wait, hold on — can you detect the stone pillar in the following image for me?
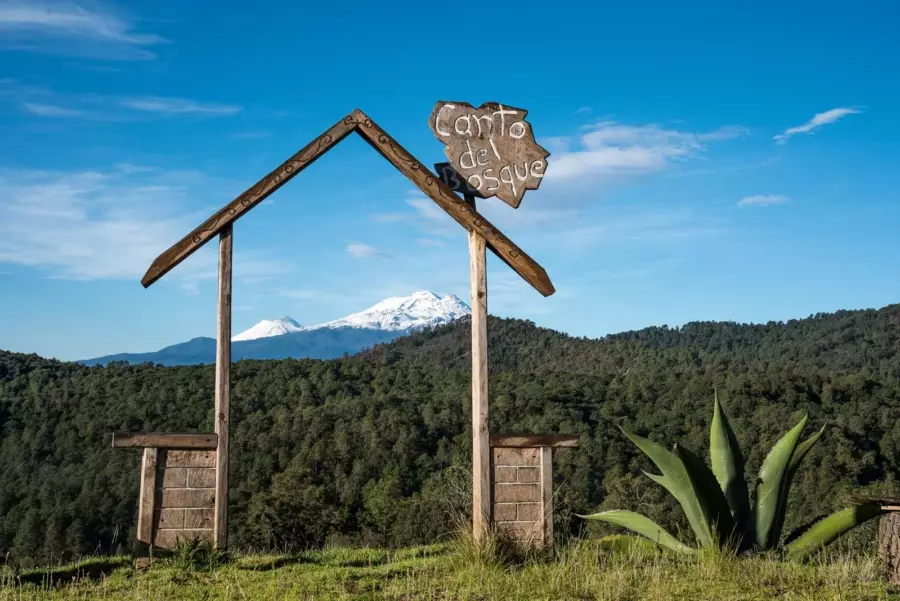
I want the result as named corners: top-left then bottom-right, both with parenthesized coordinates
top-left (490, 434), bottom-right (578, 548)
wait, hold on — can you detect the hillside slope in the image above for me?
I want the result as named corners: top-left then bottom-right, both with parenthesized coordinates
top-left (1, 304), bottom-right (899, 565)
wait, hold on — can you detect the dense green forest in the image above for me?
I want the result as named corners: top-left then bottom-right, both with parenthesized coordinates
top-left (1, 305), bottom-right (900, 565)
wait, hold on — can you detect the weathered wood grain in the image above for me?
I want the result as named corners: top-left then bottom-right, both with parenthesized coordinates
top-left (490, 434), bottom-right (580, 448)
top-left (111, 433), bottom-right (218, 449)
top-left (541, 446), bottom-right (553, 547)
top-left (468, 198), bottom-right (491, 541)
top-left (137, 448), bottom-right (158, 544)
top-left (214, 225), bottom-right (232, 550)
top-left (141, 114), bottom-right (358, 288)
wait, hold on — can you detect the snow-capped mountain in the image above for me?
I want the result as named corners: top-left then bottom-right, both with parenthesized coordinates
top-left (82, 291), bottom-right (470, 366)
top-left (233, 317), bottom-right (302, 341)
top-left (308, 290), bottom-right (470, 332)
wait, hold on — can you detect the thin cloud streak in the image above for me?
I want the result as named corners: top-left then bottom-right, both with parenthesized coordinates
top-left (738, 194), bottom-right (790, 207)
top-left (118, 96), bottom-right (241, 116)
top-left (346, 243), bottom-right (393, 260)
top-left (0, 1), bottom-right (168, 60)
top-left (773, 108), bottom-right (861, 144)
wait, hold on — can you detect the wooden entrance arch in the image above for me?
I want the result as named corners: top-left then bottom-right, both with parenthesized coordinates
top-left (120, 108), bottom-right (555, 552)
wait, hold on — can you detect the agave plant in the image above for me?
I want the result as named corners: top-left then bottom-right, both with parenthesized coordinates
top-left (580, 392), bottom-right (900, 559)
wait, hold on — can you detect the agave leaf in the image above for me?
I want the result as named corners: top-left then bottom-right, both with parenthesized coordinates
top-left (769, 425), bottom-right (826, 549)
top-left (785, 503), bottom-right (887, 560)
top-left (578, 510), bottom-right (695, 554)
top-left (709, 391), bottom-right (749, 532)
top-left (675, 443), bottom-right (737, 548)
top-left (753, 415), bottom-right (808, 549)
top-left (597, 534), bottom-right (665, 555)
top-left (621, 428), bottom-right (713, 547)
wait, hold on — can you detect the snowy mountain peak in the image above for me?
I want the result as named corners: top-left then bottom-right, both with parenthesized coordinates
top-left (306, 290), bottom-right (470, 332)
top-left (232, 316), bottom-right (302, 342)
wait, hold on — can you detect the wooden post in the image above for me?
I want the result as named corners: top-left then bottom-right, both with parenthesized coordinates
top-left (135, 447), bottom-right (158, 568)
top-left (137, 447), bottom-right (158, 545)
top-left (214, 224), bottom-right (232, 549)
top-left (540, 446), bottom-right (553, 547)
top-left (466, 194), bottom-right (491, 540)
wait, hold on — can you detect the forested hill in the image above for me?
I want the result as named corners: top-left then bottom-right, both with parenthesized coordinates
top-left (363, 304), bottom-right (900, 375)
top-left (1, 304), bottom-right (900, 566)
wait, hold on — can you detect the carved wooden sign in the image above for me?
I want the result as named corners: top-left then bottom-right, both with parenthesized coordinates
top-left (429, 101), bottom-right (550, 208)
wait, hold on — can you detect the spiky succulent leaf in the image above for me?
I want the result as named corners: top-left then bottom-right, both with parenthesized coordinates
top-left (709, 391), bottom-right (750, 532)
top-left (621, 428), bottom-right (713, 547)
top-left (785, 503), bottom-right (887, 560)
top-left (578, 510), bottom-right (695, 554)
top-left (769, 425), bottom-right (826, 549)
top-left (675, 443), bottom-right (737, 548)
top-left (597, 534), bottom-right (667, 555)
top-left (753, 414), bottom-right (808, 549)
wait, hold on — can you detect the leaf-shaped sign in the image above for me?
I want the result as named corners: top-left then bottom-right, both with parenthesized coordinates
top-left (429, 101), bottom-right (550, 209)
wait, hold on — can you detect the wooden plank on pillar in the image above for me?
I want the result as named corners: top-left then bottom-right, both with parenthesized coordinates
top-left (214, 224), bottom-right (232, 550)
top-left (468, 195), bottom-right (491, 540)
top-left (540, 446), bottom-right (553, 547)
top-left (490, 434), bottom-right (579, 448)
top-left (137, 447), bottom-right (158, 544)
top-left (112, 432), bottom-right (217, 449)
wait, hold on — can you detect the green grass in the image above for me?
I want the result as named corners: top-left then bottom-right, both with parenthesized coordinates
top-left (1, 541), bottom-right (898, 600)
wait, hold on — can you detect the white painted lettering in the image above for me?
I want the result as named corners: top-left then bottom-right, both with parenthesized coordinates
top-left (509, 121), bottom-right (526, 139)
top-left (492, 104), bottom-right (518, 137)
top-left (474, 114), bottom-right (494, 137)
top-left (455, 115), bottom-right (473, 136)
top-left (476, 148), bottom-right (489, 166)
top-left (529, 159), bottom-right (546, 178)
top-left (499, 165), bottom-right (516, 196)
top-left (459, 140), bottom-right (477, 169)
top-left (514, 161), bottom-right (529, 181)
top-left (467, 174), bottom-right (483, 190)
top-left (435, 103), bottom-right (455, 137)
top-left (484, 169), bottom-right (500, 191)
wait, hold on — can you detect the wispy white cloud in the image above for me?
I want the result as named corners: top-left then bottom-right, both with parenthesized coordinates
top-left (773, 108), bottom-right (860, 144)
top-left (575, 106), bottom-right (592, 115)
top-left (0, 1), bottom-right (168, 60)
top-left (546, 121), bottom-right (748, 181)
top-left (22, 101), bottom-right (88, 117)
top-left (542, 208), bottom-right (725, 252)
top-left (0, 166), bottom-right (288, 289)
top-left (4, 80), bottom-right (242, 120)
top-left (118, 96), bottom-right (241, 116)
top-left (737, 194), bottom-right (790, 207)
top-left (346, 243), bottom-right (392, 260)
top-left (417, 237), bottom-right (448, 247)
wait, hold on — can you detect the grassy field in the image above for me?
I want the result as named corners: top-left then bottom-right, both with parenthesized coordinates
top-left (1, 541), bottom-right (898, 600)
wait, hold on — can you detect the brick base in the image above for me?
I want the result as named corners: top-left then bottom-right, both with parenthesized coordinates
top-left (153, 449), bottom-right (215, 548)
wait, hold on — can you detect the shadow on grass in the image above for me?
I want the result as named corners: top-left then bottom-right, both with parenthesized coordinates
top-left (237, 556), bottom-right (315, 572)
top-left (14, 558), bottom-right (130, 588)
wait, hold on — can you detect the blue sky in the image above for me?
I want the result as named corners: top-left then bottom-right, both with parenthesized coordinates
top-left (0, 0), bottom-right (898, 361)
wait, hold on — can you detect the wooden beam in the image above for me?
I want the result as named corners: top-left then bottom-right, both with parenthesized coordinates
top-left (467, 195), bottom-right (491, 541)
top-left (490, 434), bottom-right (580, 448)
top-left (213, 224), bottom-right (232, 550)
top-left (540, 446), bottom-right (553, 547)
top-left (112, 433), bottom-right (218, 449)
top-left (353, 110), bottom-right (555, 297)
top-left (141, 114), bottom-right (358, 288)
top-left (136, 447), bottom-right (158, 544)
